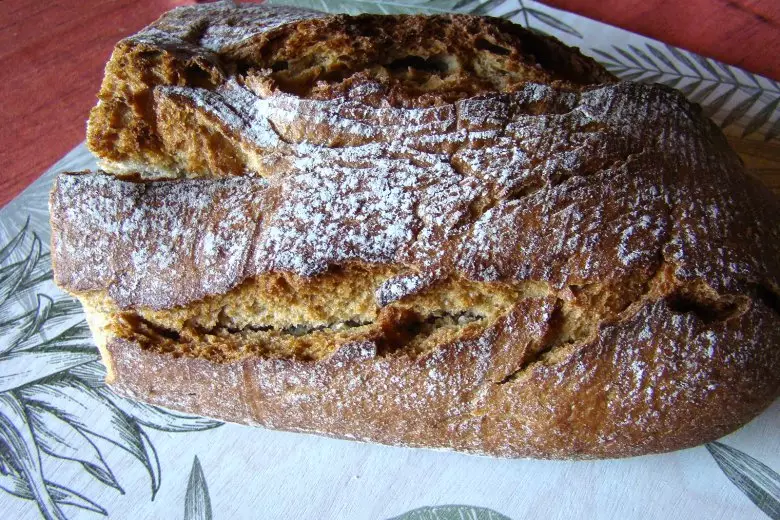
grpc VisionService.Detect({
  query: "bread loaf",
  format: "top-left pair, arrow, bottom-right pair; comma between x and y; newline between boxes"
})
51,2 -> 780,459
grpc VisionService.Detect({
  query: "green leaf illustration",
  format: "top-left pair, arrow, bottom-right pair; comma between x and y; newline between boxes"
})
184,456 -> 213,520
715,60 -> 739,83
689,81 -> 720,104
0,235 -> 40,307
664,43 -> 701,76
0,219 -> 29,266
264,0 -> 442,15
618,70 -> 649,82
16,251 -> 53,294
19,379 -> 162,498
614,46 -> 643,69
32,321 -> 94,352
679,79 -> 703,97
524,9 -> 582,37
27,405 -> 123,493
701,86 -> 739,118
741,96 -> 780,138
470,0 -> 507,16
628,44 -> 660,71
451,0 -> 481,10
21,295 -> 53,346
590,49 -> 621,66
99,389 -> 222,433
0,394 -> 65,520
692,54 -> 720,80
706,442 -> 780,520
766,115 -> 780,142
744,70 -> 763,89
66,360 -> 107,388
719,91 -> 762,130
387,505 -> 512,520
139,428 -> 161,499
4,298 -> 85,356
0,346 -> 99,392
659,77 -> 683,89
1,294 -> 52,355
640,72 -> 664,84
645,44 -> 679,73
0,472 -> 107,516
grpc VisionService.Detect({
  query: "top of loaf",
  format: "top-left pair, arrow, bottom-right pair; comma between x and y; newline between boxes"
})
61,80 -> 780,311
87,2 -> 615,176
121,1 -> 612,104
127,2 -> 326,54
87,2 -> 616,170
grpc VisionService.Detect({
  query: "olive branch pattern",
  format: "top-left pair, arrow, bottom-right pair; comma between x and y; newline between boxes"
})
590,44 -> 780,140
0,221 -> 222,519
707,442 -> 780,520
388,505 -> 512,519
183,456 -> 212,520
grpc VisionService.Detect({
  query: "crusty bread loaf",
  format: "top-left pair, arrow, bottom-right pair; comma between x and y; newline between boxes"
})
51,2 -> 780,459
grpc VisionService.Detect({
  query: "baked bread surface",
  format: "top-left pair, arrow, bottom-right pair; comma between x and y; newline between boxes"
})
86,1 -> 612,178
51,2 -> 780,459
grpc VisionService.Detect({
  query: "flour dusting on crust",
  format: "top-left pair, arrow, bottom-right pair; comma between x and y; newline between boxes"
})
54,82 -> 779,309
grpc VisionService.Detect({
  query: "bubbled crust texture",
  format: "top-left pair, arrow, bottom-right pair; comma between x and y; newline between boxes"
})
85,1 -> 612,174
52,3 -> 780,458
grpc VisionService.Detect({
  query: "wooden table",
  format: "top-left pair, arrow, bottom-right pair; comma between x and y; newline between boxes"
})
1,0 -> 778,208
0,0 -> 188,208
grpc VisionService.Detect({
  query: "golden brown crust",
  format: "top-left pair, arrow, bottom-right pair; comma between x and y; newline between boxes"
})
232,12 -> 614,102
51,3 -> 780,459
86,3 -> 612,177
100,296 -> 779,459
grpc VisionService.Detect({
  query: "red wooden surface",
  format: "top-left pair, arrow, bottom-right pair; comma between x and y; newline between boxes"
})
0,0 -> 189,209
0,0 -> 777,209
542,0 -> 780,81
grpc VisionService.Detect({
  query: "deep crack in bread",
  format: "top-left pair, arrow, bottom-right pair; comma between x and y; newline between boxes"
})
50,2 -> 780,459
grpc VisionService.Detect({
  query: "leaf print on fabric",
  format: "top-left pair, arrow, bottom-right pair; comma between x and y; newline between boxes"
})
98,389 -> 222,433
184,456 -> 213,520
707,442 -> 780,520
27,406 -> 123,493
0,394 -> 65,520
20,378 -> 164,498
524,8 -> 581,36
0,221 -> 223,518
588,42 -> 780,139
387,505 -> 513,520
0,345 -> 100,393
0,472 -> 107,516
742,97 -> 780,139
